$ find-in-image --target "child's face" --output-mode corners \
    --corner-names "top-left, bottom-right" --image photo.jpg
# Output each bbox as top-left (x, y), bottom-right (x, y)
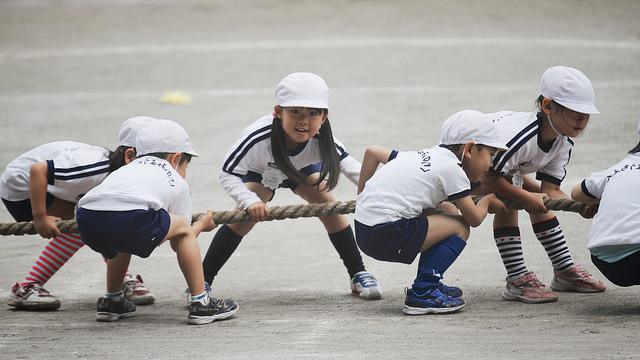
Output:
top-left (275, 106), bottom-right (327, 149)
top-left (463, 144), bottom-right (497, 182)
top-left (546, 103), bottom-right (591, 137)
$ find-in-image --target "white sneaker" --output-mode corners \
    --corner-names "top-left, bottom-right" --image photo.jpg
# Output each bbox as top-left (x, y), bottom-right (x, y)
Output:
top-left (350, 271), bottom-right (383, 300)
top-left (7, 282), bottom-right (61, 311)
top-left (123, 274), bottom-right (155, 305)
top-left (185, 282), bottom-right (213, 307)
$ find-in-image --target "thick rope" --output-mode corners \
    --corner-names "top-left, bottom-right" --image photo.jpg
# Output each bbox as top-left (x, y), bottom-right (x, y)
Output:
top-left (0, 197), bottom-right (587, 236)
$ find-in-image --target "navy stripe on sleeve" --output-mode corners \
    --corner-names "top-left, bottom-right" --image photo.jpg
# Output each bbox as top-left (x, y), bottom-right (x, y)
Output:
top-left (54, 167), bottom-right (110, 181)
top-left (54, 160), bottom-right (110, 173)
top-left (447, 189), bottom-right (471, 202)
top-left (492, 120), bottom-right (538, 170)
top-left (535, 172), bottom-right (562, 186)
top-left (388, 150), bottom-right (399, 162)
top-left (222, 124), bottom-right (271, 173)
top-left (493, 130), bottom-right (538, 174)
top-left (224, 132), bottom-right (272, 175)
top-left (581, 179), bottom-right (598, 199)
top-left (46, 160), bottom-right (55, 185)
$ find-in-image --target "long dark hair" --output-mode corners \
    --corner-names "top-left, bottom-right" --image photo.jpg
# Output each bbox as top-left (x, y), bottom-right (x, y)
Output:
top-left (629, 141), bottom-right (640, 154)
top-left (108, 145), bottom-right (129, 173)
top-left (271, 115), bottom-right (341, 190)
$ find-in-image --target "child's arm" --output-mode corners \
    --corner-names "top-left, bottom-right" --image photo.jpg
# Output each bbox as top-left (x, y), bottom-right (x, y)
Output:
top-left (29, 162), bottom-right (61, 238)
top-left (191, 212), bottom-right (217, 237)
top-left (452, 193), bottom-right (507, 227)
top-left (571, 182), bottom-right (600, 206)
top-left (357, 146), bottom-right (394, 194)
top-left (481, 173), bottom-right (547, 214)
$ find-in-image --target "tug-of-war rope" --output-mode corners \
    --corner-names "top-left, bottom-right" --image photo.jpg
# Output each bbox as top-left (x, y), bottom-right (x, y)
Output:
top-left (0, 196), bottom-right (587, 236)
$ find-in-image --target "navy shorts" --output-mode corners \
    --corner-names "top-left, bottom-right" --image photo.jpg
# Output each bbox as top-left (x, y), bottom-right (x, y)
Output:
top-left (354, 216), bottom-right (428, 265)
top-left (76, 207), bottom-right (170, 259)
top-left (2, 193), bottom-right (55, 222)
top-left (242, 162), bottom-right (323, 192)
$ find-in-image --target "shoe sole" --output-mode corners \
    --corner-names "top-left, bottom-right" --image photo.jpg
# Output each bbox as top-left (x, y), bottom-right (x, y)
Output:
top-left (403, 303), bottom-right (465, 315)
top-left (550, 278), bottom-right (606, 293)
top-left (7, 299), bottom-right (61, 311)
top-left (187, 305), bottom-right (239, 325)
top-left (351, 288), bottom-right (383, 300)
top-left (129, 295), bottom-right (156, 306)
top-left (96, 311), bottom-right (136, 322)
top-left (502, 289), bottom-right (558, 303)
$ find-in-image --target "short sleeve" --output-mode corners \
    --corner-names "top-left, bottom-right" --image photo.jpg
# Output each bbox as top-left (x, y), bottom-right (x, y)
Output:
top-left (46, 148), bottom-right (110, 203)
top-left (221, 119), bottom-right (272, 177)
top-left (333, 137), bottom-right (350, 161)
top-left (582, 167), bottom-right (611, 200)
top-left (441, 163), bottom-right (471, 201)
top-left (536, 140), bottom-right (573, 185)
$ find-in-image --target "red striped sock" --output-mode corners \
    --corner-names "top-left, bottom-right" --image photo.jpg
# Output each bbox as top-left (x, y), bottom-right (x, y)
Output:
top-left (23, 232), bottom-right (84, 285)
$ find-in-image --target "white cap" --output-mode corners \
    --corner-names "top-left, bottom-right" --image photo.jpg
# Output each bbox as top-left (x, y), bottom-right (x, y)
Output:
top-left (439, 110), bottom-right (509, 151)
top-left (135, 119), bottom-right (199, 157)
top-left (539, 66), bottom-right (599, 115)
top-left (118, 116), bottom-right (156, 147)
top-left (276, 72), bottom-right (329, 109)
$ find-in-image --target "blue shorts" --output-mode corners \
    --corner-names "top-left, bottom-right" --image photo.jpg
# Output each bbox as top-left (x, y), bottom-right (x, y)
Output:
top-left (2, 193), bottom-right (55, 222)
top-left (354, 216), bottom-right (428, 265)
top-left (242, 162), bottom-right (323, 192)
top-left (76, 207), bottom-right (170, 259)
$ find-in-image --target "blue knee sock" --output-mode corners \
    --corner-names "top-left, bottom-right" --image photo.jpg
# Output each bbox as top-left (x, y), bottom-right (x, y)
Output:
top-left (412, 235), bottom-right (466, 294)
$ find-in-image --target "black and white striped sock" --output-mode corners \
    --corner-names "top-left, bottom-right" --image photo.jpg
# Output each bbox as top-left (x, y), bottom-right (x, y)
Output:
top-left (533, 217), bottom-right (574, 271)
top-left (494, 227), bottom-right (528, 278)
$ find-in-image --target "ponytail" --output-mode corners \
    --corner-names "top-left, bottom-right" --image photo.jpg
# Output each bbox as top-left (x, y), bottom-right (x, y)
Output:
top-left (108, 145), bottom-right (129, 173)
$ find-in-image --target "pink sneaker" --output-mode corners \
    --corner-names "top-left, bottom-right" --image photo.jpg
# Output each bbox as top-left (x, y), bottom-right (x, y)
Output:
top-left (502, 272), bottom-right (558, 303)
top-left (550, 264), bottom-right (606, 293)
top-left (123, 274), bottom-right (155, 305)
top-left (7, 282), bottom-right (61, 310)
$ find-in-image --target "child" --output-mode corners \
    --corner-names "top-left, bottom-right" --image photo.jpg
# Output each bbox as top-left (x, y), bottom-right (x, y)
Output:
top-left (203, 72), bottom-right (383, 299)
top-left (77, 119), bottom-right (238, 325)
top-left (481, 66), bottom-right (606, 303)
top-left (355, 110), bottom-right (509, 314)
top-left (0, 117), bottom-right (151, 310)
top-left (570, 120), bottom-right (640, 287)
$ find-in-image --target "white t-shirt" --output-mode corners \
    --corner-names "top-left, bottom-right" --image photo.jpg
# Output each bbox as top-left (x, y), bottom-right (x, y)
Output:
top-left (78, 156), bottom-right (192, 222)
top-left (0, 141), bottom-right (110, 203)
top-left (488, 111), bottom-right (574, 185)
top-left (355, 146), bottom-right (471, 226)
top-left (581, 152), bottom-right (640, 249)
top-left (219, 115), bottom-right (361, 209)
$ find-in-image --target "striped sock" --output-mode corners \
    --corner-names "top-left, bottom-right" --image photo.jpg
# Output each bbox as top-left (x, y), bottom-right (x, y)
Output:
top-left (494, 227), bottom-right (528, 278)
top-left (23, 232), bottom-right (84, 285)
top-left (533, 217), bottom-right (574, 271)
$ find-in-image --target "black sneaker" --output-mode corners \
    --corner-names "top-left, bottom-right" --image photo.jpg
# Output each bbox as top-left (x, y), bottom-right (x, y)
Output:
top-left (96, 296), bottom-right (136, 322)
top-left (187, 297), bottom-right (238, 325)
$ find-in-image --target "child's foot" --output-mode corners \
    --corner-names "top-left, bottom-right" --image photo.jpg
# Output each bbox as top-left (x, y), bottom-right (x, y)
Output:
top-left (550, 264), bottom-right (606, 293)
top-left (7, 282), bottom-right (61, 311)
top-left (503, 272), bottom-right (558, 303)
top-left (350, 271), bottom-right (383, 300)
top-left (187, 297), bottom-right (239, 325)
top-left (403, 287), bottom-right (465, 315)
top-left (96, 296), bottom-right (136, 322)
top-left (123, 274), bottom-right (155, 305)
top-left (438, 282), bottom-right (463, 298)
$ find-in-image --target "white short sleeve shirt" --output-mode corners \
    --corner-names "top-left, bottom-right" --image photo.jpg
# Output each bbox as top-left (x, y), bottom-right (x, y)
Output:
top-left (581, 153), bottom-right (640, 248)
top-left (0, 141), bottom-right (110, 203)
top-left (78, 156), bottom-right (192, 222)
top-left (488, 111), bottom-right (574, 185)
top-left (355, 146), bottom-right (471, 226)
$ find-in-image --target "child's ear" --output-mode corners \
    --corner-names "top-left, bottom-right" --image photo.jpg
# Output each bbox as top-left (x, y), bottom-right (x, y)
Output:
top-left (273, 106), bottom-right (283, 118)
top-left (541, 97), bottom-right (553, 115)
top-left (124, 148), bottom-right (137, 164)
top-left (169, 153), bottom-right (182, 168)
top-left (463, 142), bottom-right (476, 158)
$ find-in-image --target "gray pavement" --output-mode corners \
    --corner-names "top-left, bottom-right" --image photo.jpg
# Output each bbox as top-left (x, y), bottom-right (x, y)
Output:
top-left (1, 1), bottom-right (639, 359)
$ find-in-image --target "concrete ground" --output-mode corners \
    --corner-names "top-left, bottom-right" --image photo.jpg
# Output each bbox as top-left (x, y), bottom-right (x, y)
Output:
top-left (1, 1), bottom-right (639, 359)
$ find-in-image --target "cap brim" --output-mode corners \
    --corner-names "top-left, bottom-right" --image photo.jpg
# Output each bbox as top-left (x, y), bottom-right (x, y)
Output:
top-left (279, 99), bottom-right (328, 109)
top-left (480, 142), bottom-right (509, 151)
top-left (184, 151), bottom-right (199, 157)
top-left (554, 100), bottom-right (600, 115)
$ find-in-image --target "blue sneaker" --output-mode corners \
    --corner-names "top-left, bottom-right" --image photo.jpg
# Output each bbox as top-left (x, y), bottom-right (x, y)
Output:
top-left (438, 282), bottom-right (463, 298)
top-left (350, 271), bottom-right (383, 300)
top-left (403, 287), bottom-right (465, 315)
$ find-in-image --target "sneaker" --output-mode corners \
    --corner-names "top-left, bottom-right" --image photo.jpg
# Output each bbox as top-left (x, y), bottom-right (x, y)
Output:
top-left (96, 296), bottom-right (136, 322)
top-left (403, 287), bottom-right (465, 315)
top-left (438, 282), bottom-right (463, 298)
top-left (350, 271), bottom-right (383, 300)
top-left (550, 264), bottom-right (606, 293)
top-left (7, 282), bottom-right (61, 311)
top-left (187, 297), bottom-right (239, 325)
top-left (502, 272), bottom-right (558, 303)
top-left (123, 274), bottom-right (155, 305)
top-left (185, 282), bottom-right (213, 307)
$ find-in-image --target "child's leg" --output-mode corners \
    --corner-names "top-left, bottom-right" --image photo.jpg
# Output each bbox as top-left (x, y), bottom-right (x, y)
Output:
top-left (106, 253), bottom-right (132, 293)
top-left (97, 252), bottom-right (135, 322)
top-left (493, 209), bottom-right (528, 278)
top-left (202, 182), bottom-right (272, 284)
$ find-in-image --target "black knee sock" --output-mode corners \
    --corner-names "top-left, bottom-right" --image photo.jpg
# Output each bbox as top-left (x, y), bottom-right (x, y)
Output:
top-left (328, 225), bottom-right (366, 278)
top-left (202, 225), bottom-right (243, 284)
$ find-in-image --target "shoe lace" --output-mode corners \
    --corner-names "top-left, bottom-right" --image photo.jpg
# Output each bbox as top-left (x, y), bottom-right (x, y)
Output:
top-left (569, 265), bottom-right (592, 279)
top-left (356, 273), bottom-right (377, 287)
